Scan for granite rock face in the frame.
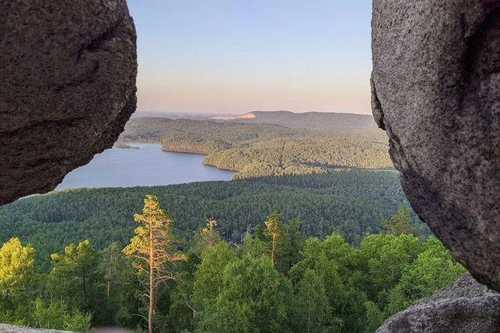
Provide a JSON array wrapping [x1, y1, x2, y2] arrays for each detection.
[[371, 0, 500, 291], [0, 324, 71, 333], [0, 0, 137, 204], [376, 275, 500, 333]]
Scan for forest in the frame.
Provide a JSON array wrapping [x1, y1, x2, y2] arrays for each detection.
[[0, 113, 451, 332], [0, 195, 464, 332], [117, 115, 393, 179], [0, 171, 428, 265]]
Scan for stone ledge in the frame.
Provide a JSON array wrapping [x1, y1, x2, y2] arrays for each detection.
[[0, 324, 73, 333], [377, 275, 500, 333]]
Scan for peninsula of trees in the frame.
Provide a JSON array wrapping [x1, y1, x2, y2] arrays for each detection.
[[117, 112, 393, 179]]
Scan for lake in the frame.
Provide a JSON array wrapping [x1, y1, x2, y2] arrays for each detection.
[[57, 144, 234, 190]]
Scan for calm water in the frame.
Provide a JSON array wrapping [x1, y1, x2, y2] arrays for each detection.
[[57, 144, 234, 190]]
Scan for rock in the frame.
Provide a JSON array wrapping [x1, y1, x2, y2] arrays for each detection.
[[0, 324, 72, 333], [371, 0, 500, 291], [376, 275, 500, 333], [0, 0, 137, 205]]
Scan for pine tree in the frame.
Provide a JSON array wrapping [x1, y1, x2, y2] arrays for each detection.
[[123, 195, 185, 333], [264, 212, 283, 266], [279, 218, 305, 273], [383, 207, 417, 236], [49, 240, 99, 312], [291, 269, 333, 333], [193, 218, 221, 254], [97, 242, 136, 326]]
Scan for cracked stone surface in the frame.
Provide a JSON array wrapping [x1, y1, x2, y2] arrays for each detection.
[[0, 0, 137, 204], [371, 0, 500, 291], [376, 275, 500, 333]]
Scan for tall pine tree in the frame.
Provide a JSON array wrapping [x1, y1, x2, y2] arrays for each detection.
[[264, 212, 284, 266], [123, 195, 185, 333]]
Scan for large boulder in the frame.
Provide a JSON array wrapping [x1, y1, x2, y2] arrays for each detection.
[[371, 0, 500, 291], [0, 0, 137, 205], [377, 275, 500, 333]]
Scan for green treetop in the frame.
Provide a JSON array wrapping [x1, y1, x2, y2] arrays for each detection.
[[48, 240, 99, 312], [0, 237, 35, 296], [383, 207, 417, 236]]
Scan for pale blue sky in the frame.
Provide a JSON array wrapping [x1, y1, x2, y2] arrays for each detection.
[[128, 0, 373, 114]]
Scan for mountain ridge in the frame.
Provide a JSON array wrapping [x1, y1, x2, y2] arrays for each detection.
[[213, 110, 378, 132]]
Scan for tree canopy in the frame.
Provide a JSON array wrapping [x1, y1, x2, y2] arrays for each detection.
[[0, 204, 463, 333], [0, 171, 428, 268]]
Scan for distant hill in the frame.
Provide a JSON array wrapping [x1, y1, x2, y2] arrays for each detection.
[[132, 111, 223, 120], [116, 111, 392, 178], [118, 117, 294, 145], [116, 116, 392, 178], [228, 111, 378, 133], [126, 111, 378, 136]]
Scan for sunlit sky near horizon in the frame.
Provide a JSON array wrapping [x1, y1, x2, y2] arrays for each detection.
[[128, 0, 373, 115]]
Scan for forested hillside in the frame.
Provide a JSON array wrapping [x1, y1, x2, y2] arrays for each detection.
[[0, 197, 462, 333], [203, 135, 391, 178], [0, 171, 425, 264], [119, 117, 296, 147], [117, 113, 393, 178]]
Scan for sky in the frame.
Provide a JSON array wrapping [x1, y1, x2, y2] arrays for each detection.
[[127, 0, 373, 115]]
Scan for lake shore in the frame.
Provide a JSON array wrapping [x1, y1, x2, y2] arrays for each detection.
[[57, 144, 234, 190]]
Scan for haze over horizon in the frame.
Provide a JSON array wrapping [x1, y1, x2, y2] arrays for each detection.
[[128, 0, 372, 115]]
